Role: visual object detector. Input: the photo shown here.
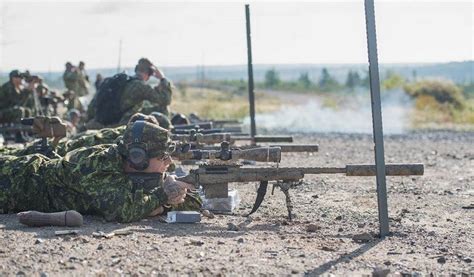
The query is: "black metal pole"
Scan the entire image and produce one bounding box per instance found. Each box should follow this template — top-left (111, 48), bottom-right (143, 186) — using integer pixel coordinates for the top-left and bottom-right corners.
top-left (245, 4), bottom-right (257, 142)
top-left (364, 0), bottom-right (389, 237)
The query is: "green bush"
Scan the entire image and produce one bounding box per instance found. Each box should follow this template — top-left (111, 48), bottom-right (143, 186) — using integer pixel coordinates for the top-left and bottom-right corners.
top-left (404, 80), bottom-right (465, 109)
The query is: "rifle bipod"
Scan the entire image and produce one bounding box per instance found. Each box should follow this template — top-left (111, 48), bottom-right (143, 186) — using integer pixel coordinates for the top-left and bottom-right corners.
top-left (246, 180), bottom-right (302, 221)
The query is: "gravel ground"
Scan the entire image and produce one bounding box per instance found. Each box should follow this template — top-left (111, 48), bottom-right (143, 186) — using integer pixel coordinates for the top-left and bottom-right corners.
top-left (0, 131), bottom-right (473, 276)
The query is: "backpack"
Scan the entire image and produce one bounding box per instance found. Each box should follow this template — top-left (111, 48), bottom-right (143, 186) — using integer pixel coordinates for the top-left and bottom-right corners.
top-left (94, 73), bottom-right (136, 125)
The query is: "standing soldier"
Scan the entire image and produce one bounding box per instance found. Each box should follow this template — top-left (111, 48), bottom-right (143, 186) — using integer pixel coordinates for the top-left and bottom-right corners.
top-left (62, 62), bottom-right (79, 93)
top-left (118, 58), bottom-right (173, 122)
top-left (94, 73), bottom-right (104, 91)
top-left (76, 61), bottom-right (90, 96)
top-left (88, 58), bottom-right (173, 129)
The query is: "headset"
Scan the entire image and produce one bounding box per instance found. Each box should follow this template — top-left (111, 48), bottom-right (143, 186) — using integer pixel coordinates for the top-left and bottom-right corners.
top-left (126, 120), bottom-right (149, 170)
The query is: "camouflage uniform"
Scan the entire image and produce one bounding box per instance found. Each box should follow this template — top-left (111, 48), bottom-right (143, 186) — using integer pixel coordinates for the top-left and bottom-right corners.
top-left (0, 122), bottom-right (201, 222)
top-left (0, 81), bottom-right (33, 123)
top-left (0, 113), bottom-right (171, 157)
top-left (76, 69), bottom-right (90, 96)
top-left (63, 70), bottom-right (80, 93)
top-left (118, 77), bottom-right (172, 124)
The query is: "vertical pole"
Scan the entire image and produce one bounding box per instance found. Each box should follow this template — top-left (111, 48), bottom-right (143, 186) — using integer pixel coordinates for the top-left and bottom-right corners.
top-left (245, 4), bottom-right (257, 142)
top-left (364, 0), bottom-right (389, 237)
top-left (117, 39), bottom-right (122, 73)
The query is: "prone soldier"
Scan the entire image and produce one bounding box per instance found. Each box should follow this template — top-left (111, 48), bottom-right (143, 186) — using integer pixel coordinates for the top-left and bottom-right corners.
top-left (0, 120), bottom-right (201, 222)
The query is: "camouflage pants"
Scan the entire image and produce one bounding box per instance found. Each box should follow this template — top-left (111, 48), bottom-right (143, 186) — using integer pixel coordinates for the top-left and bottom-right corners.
top-left (0, 155), bottom-right (52, 214)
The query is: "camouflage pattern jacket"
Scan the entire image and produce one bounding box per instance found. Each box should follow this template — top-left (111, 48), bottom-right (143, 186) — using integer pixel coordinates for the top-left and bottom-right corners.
top-left (63, 70), bottom-right (80, 92)
top-left (0, 81), bottom-right (32, 110)
top-left (119, 78), bottom-right (172, 123)
top-left (0, 144), bottom-right (200, 222)
top-left (0, 126), bottom-right (126, 157)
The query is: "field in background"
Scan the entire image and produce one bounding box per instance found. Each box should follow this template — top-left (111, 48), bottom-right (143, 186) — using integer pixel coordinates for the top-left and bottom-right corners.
top-left (171, 86), bottom-right (281, 120)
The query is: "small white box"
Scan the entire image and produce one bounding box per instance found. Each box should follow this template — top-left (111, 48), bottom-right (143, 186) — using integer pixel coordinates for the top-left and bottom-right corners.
top-left (202, 189), bottom-right (240, 213)
top-left (166, 211), bottom-right (201, 223)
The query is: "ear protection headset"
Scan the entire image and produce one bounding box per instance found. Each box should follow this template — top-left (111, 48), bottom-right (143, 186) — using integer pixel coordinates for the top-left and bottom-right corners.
top-left (127, 120), bottom-right (149, 170)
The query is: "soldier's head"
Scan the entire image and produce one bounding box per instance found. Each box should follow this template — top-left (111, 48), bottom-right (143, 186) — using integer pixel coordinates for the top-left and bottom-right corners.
top-left (151, 112), bottom-right (173, 130)
top-left (118, 120), bottom-right (174, 173)
top-left (65, 62), bottom-right (73, 71)
top-left (127, 112), bottom-right (159, 125)
top-left (134, 58), bottom-right (156, 81)
top-left (171, 113), bottom-right (190, 126)
top-left (78, 61), bottom-right (85, 70)
top-left (68, 109), bottom-right (81, 126)
top-left (9, 70), bottom-right (23, 86)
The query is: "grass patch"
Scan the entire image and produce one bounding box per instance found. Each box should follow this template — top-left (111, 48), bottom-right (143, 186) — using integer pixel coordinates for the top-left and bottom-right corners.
top-left (171, 87), bottom-right (281, 120)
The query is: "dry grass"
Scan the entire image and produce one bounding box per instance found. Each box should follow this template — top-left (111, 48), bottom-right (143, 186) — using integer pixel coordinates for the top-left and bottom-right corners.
top-left (171, 87), bottom-right (281, 120)
top-left (410, 95), bottom-right (474, 130)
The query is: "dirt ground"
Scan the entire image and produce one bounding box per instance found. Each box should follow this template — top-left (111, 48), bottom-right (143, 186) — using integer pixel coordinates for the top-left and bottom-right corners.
top-left (0, 131), bottom-right (473, 276)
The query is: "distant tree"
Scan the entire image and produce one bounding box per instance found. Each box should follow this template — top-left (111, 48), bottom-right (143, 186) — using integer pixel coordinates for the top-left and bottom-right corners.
top-left (345, 70), bottom-right (361, 91)
top-left (298, 72), bottom-right (312, 89)
top-left (361, 70), bottom-right (371, 88)
top-left (318, 68), bottom-right (340, 91)
top-left (382, 70), bottom-right (406, 90)
top-left (412, 70), bottom-right (418, 82)
top-left (264, 68), bottom-right (280, 88)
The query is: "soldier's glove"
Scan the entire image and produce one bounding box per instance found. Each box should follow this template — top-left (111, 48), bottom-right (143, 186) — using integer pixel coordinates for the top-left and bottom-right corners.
top-left (31, 116), bottom-right (67, 139)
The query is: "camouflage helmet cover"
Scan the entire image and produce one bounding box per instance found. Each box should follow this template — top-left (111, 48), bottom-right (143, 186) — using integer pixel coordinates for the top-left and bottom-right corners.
top-left (150, 112), bottom-right (172, 130)
top-left (118, 121), bottom-right (174, 158)
top-left (127, 112), bottom-right (159, 125)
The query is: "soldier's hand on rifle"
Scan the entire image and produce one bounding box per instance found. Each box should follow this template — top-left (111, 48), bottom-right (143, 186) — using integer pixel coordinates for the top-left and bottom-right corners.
top-left (163, 175), bottom-right (194, 205)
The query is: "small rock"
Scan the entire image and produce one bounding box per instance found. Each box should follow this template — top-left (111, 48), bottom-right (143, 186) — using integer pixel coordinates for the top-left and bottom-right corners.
top-left (352, 233), bottom-right (372, 243)
top-left (383, 261), bottom-right (391, 266)
top-left (311, 195), bottom-right (319, 199)
top-left (81, 237), bottom-right (89, 243)
top-left (39, 272), bottom-right (48, 277)
top-left (291, 269), bottom-right (299, 274)
top-left (439, 248), bottom-right (448, 253)
top-left (306, 224), bottom-right (320, 233)
top-left (188, 239), bottom-right (204, 246)
top-left (111, 258), bottom-right (121, 266)
top-left (321, 246), bottom-right (335, 252)
top-left (16, 271), bottom-right (26, 276)
top-left (201, 210), bottom-right (215, 219)
top-left (357, 223), bottom-right (365, 228)
top-left (237, 238), bottom-right (244, 243)
top-left (321, 213), bottom-right (327, 218)
top-left (463, 257), bottom-right (472, 263)
top-left (335, 215), bottom-right (342, 220)
top-left (437, 256), bottom-right (446, 264)
top-left (35, 239), bottom-right (44, 245)
top-left (338, 228), bottom-right (343, 232)
top-left (427, 231), bottom-right (436, 236)
top-left (217, 241), bottom-right (225, 245)
top-left (227, 223), bottom-right (240, 232)
top-left (372, 267), bottom-right (390, 277)
top-left (97, 244), bottom-right (104, 250)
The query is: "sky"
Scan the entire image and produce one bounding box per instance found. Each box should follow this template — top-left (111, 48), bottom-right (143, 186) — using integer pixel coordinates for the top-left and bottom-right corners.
top-left (0, 0), bottom-right (472, 72)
